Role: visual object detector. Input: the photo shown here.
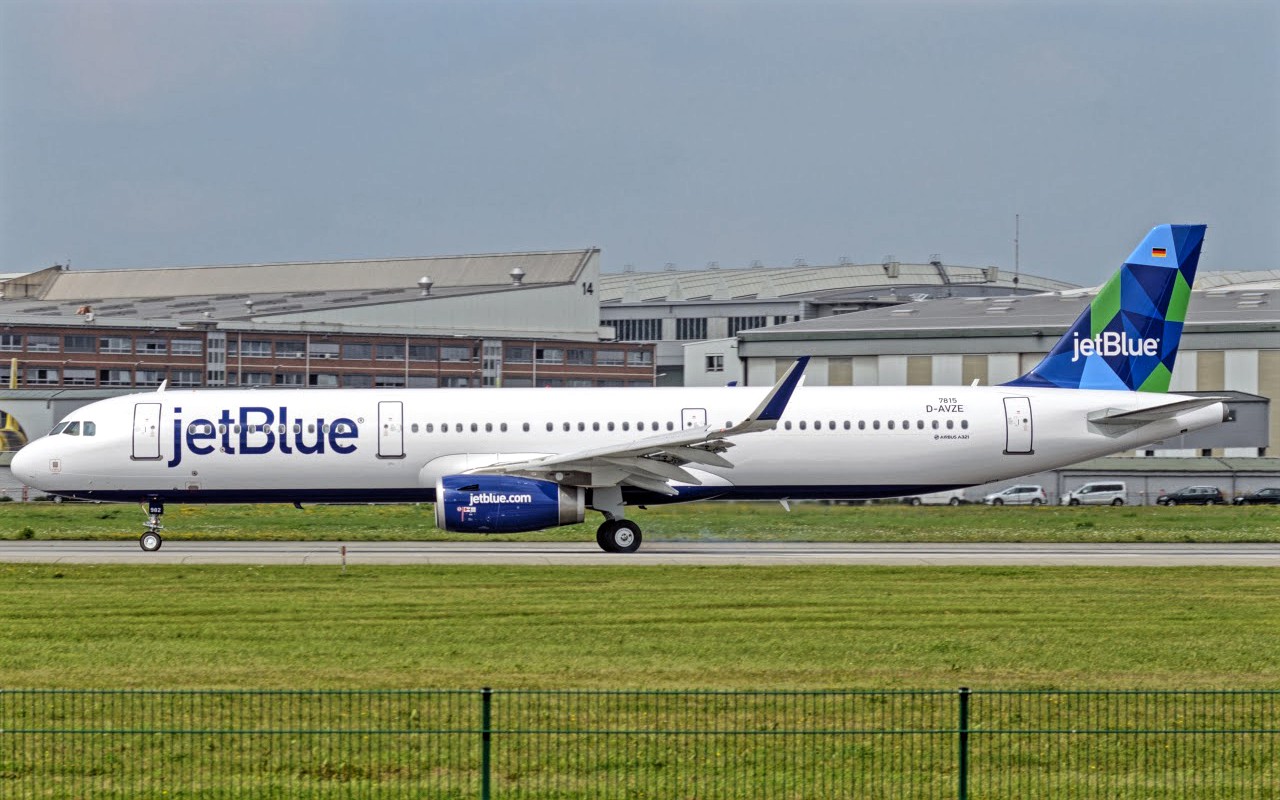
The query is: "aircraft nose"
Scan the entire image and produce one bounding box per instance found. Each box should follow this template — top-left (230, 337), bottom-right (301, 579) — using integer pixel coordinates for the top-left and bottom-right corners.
top-left (9, 443), bottom-right (41, 488)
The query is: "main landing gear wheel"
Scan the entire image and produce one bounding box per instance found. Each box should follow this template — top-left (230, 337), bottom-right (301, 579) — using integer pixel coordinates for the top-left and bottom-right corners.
top-left (140, 531), bottom-right (163, 552)
top-left (596, 519), bottom-right (642, 553)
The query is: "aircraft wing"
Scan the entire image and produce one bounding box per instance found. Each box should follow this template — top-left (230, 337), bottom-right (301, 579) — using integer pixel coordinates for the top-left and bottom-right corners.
top-left (467, 357), bottom-right (810, 495)
top-left (1088, 396), bottom-right (1230, 427)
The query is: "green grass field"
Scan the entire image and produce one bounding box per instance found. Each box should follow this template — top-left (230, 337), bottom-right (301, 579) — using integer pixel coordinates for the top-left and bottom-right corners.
top-left (2, 564), bottom-right (1277, 690)
top-left (5, 499), bottom-right (1280, 542)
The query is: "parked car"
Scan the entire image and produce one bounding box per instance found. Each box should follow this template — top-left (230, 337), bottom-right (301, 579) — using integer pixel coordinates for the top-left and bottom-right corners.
top-left (902, 489), bottom-right (965, 506)
top-left (1156, 486), bottom-right (1225, 506)
top-left (1061, 482), bottom-right (1127, 506)
top-left (1233, 487), bottom-right (1280, 505)
top-left (983, 485), bottom-right (1047, 506)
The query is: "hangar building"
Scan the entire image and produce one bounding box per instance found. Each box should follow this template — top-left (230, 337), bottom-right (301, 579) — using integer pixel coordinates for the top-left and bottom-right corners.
top-left (598, 259), bottom-right (1074, 385)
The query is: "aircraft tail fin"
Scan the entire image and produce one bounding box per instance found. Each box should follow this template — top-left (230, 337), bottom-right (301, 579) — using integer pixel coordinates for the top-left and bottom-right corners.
top-left (1004, 224), bottom-right (1206, 392)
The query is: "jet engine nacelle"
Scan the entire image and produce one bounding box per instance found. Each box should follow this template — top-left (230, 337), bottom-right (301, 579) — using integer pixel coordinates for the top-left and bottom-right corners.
top-left (434, 475), bottom-right (585, 533)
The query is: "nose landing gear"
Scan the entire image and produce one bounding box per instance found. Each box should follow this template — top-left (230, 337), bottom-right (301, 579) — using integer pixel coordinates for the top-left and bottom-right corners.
top-left (140, 497), bottom-right (164, 552)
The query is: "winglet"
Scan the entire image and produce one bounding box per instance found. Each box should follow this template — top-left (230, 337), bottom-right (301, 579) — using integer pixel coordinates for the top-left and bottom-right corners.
top-left (757, 356), bottom-right (809, 421)
top-left (721, 356), bottom-right (809, 435)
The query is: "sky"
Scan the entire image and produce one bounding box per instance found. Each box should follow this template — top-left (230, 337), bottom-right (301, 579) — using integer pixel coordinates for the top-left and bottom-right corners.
top-left (1, 0), bottom-right (1277, 286)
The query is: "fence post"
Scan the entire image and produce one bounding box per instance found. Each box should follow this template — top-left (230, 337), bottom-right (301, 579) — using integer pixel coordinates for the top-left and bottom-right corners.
top-left (957, 687), bottom-right (970, 800)
top-left (480, 687), bottom-right (492, 800)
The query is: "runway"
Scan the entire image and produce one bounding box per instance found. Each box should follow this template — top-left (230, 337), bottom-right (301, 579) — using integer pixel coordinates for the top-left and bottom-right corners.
top-left (1, 540), bottom-right (1278, 566)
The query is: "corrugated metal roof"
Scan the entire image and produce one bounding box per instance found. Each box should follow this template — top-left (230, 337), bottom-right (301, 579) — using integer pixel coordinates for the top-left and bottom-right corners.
top-left (26, 249), bottom-right (595, 301)
top-left (741, 285), bottom-right (1280, 339)
top-left (598, 262), bottom-right (1076, 303)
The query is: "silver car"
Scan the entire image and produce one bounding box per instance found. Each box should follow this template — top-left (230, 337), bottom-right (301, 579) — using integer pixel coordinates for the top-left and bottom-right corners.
top-left (982, 485), bottom-right (1047, 506)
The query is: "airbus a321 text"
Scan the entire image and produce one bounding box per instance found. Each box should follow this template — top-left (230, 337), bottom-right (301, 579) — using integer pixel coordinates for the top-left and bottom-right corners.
top-left (11, 225), bottom-right (1226, 553)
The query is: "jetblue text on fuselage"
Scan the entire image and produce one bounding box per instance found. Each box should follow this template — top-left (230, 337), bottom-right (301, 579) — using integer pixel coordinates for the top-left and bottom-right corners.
top-left (167, 406), bottom-right (358, 468)
top-left (1071, 331), bottom-right (1159, 362)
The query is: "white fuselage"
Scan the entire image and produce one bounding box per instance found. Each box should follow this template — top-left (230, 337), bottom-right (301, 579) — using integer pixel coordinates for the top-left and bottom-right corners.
top-left (11, 384), bottom-right (1225, 505)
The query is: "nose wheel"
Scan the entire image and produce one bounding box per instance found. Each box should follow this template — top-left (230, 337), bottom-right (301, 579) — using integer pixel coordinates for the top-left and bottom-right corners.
top-left (140, 498), bottom-right (164, 552)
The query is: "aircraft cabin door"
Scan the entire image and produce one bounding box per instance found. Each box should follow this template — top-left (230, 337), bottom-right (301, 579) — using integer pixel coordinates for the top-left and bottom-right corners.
top-left (132, 403), bottom-right (162, 460)
top-left (682, 408), bottom-right (708, 430)
top-left (377, 401), bottom-right (405, 459)
top-left (1003, 396), bottom-right (1034, 455)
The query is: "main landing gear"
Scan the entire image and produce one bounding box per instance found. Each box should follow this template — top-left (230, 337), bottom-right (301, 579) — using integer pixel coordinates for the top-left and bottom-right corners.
top-left (140, 497), bottom-right (164, 552)
top-left (591, 486), bottom-right (642, 553)
top-left (596, 519), bottom-right (642, 553)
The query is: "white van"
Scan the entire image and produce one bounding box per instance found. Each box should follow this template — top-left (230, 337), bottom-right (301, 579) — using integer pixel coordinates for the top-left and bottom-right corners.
top-left (901, 489), bottom-right (966, 506)
top-left (1061, 481), bottom-right (1127, 506)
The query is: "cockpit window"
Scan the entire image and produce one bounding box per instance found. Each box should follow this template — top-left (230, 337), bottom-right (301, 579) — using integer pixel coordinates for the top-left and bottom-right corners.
top-left (50, 422), bottom-right (70, 435)
top-left (83, 421), bottom-right (96, 436)
top-left (64, 421), bottom-right (81, 436)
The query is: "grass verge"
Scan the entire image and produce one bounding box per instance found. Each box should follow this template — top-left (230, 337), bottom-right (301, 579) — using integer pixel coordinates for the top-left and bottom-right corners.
top-left (2, 564), bottom-right (1277, 690)
top-left (5, 500), bottom-right (1280, 542)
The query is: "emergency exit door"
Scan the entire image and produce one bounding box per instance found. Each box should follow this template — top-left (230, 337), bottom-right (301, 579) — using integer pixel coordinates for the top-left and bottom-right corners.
top-left (378, 401), bottom-right (405, 459)
top-left (682, 408), bottom-right (708, 429)
top-left (132, 403), bottom-right (162, 460)
top-left (1003, 396), bottom-right (1034, 455)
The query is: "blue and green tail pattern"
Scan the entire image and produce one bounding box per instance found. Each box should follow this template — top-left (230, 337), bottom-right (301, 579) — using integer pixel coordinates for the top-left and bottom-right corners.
top-left (1005, 224), bottom-right (1206, 393)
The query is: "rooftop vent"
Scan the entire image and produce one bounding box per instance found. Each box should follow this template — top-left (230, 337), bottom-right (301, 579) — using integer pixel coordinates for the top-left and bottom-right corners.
top-left (510, 267), bottom-right (525, 286)
top-left (418, 276), bottom-right (433, 296)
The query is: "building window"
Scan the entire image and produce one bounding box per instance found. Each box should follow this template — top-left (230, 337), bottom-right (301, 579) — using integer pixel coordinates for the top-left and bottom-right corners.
top-left (137, 338), bottom-right (168, 355)
top-left (773, 315), bottom-right (789, 325)
top-left (676, 318), bottom-right (708, 340)
top-left (171, 370), bottom-right (201, 387)
top-left (99, 336), bottom-right (133, 354)
top-left (506, 346), bottom-right (533, 363)
top-left (0, 334), bottom-right (22, 351)
top-left (375, 375), bottom-right (406, 387)
top-left (309, 373), bottom-right (339, 387)
top-left (614, 318), bottom-right (663, 341)
top-left (345, 374), bottom-right (374, 388)
top-left (441, 346), bottom-right (473, 362)
top-left (135, 370), bottom-right (166, 387)
top-left (409, 344), bottom-right (438, 361)
top-left (64, 335), bottom-right (96, 353)
top-left (706, 354), bottom-right (725, 373)
top-left (309, 342), bottom-right (340, 360)
top-left (567, 349), bottom-right (593, 365)
top-left (242, 372), bottom-right (272, 386)
top-left (627, 351), bottom-right (652, 367)
top-left (407, 375), bottom-right (438, 388)
top-left (728, 316), bottom-right (768, 337)
top-left (234, 340), bottom-right (271, 357)
top-left (99, 369), bottom-right (132, 386)
top-left (275, 341), bottom-right (305, 358)
top-left (64, 368), bottom-right (95, 386)
top-left (276, 373), bottom-right (304, 385)
top-left (376, 343), bottom-right (405, 361)
top-left (442, 376), bottom-right (470, 387)
top-left (344, 343), bottom-right (372, 360)
top-left (504, 377), bottom-right (533, 387)
top-left (25, 367), bottom-right (59, 385)
top-left (596, 350), bottom-right (624, 366)
top-left (171, 339), bottom-right (203, 356)
top-left (536, 347), bottom-right (563, 364)
top-left (25, 334), bottom-right (59, 352)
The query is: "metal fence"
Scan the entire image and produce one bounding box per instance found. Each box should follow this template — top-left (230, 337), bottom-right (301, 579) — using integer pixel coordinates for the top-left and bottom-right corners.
top-left (1, 688), bottom-right (1275, 798)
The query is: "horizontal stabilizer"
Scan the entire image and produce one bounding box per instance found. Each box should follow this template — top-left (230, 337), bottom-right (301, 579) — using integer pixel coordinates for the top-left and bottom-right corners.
top-left (1088, 396), bottom-right (1229, 427)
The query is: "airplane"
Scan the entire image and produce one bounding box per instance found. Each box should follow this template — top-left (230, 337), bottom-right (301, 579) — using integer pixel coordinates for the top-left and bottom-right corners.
top-left (10, 224), bottom-right (1226, 554)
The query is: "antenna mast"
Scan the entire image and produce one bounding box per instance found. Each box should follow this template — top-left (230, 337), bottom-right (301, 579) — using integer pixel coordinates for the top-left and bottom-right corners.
top-left (1013, 214), bottom-right (1020, 287)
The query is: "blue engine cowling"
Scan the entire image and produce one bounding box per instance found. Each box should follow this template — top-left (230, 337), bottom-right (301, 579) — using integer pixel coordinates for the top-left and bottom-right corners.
top-left (434, 475), bottom-right (585, 533)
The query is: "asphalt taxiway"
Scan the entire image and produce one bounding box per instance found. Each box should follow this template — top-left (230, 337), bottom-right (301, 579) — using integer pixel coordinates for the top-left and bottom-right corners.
top-left (1, 541), bottom-right (1277, 566)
